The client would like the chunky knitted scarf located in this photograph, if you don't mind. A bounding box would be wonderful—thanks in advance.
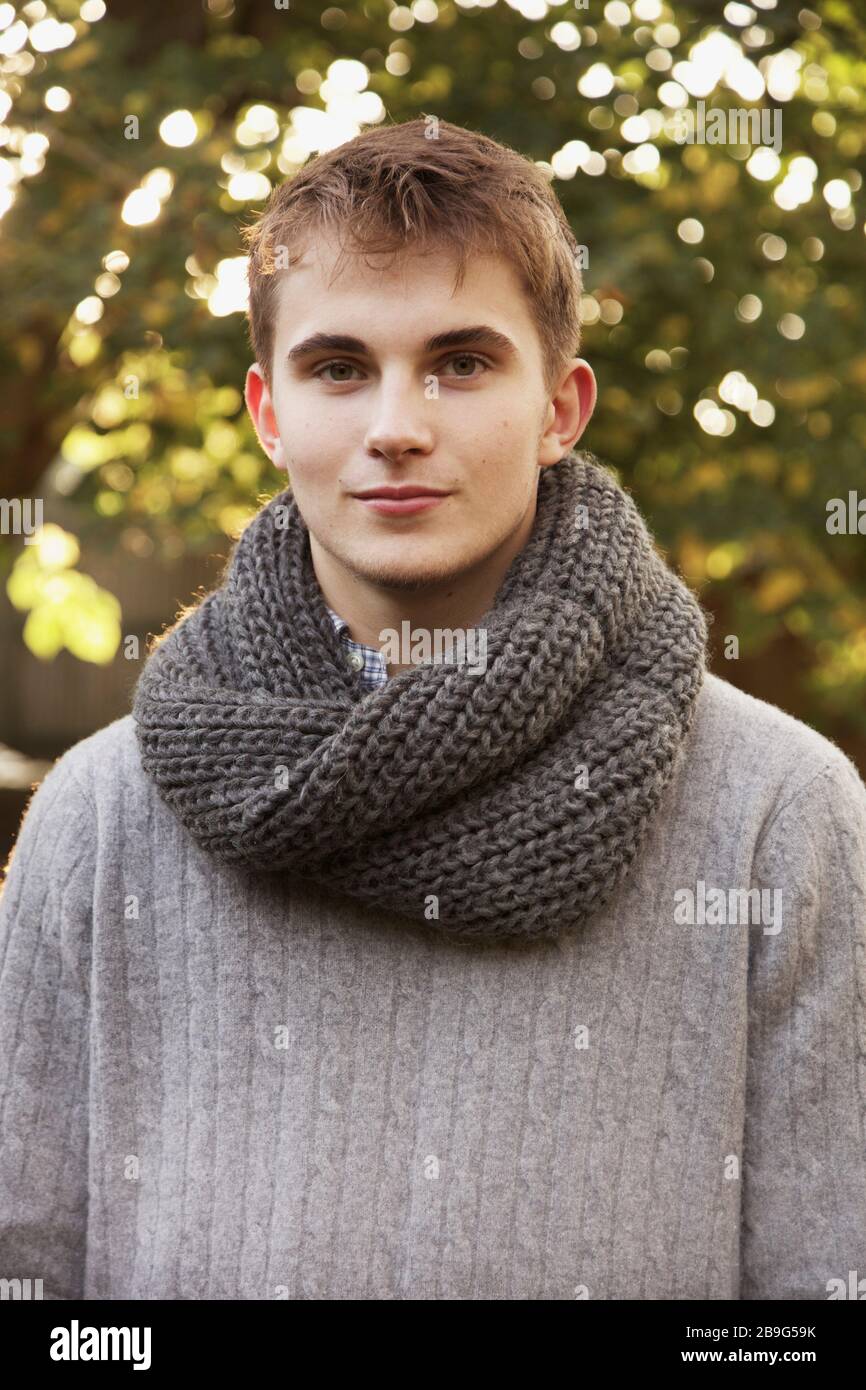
[132,451,707,941]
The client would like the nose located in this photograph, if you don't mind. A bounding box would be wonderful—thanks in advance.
[363,371,435,463]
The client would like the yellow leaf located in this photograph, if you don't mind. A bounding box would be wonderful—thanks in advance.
[23,608,63,660]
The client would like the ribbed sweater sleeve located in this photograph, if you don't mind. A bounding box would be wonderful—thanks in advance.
[741,748,866,1298]
[0,754,95,1301]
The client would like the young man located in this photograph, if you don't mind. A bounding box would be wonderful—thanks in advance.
[1,118,864,1301]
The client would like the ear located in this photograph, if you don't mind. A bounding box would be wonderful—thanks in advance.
[244,362,287,471]
[538,359,598,467]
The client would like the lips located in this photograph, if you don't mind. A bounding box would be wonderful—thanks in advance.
[351,487,450,500]
[355,492,448,516]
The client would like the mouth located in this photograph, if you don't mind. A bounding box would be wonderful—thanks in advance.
[351,485,452,516]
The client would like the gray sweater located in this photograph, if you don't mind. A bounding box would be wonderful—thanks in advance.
[1,671,865,1300]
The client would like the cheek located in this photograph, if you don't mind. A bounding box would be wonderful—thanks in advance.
[278,392,363,449]
[464,406,538,472]
[458,388,537,442]
[272,399,327,464]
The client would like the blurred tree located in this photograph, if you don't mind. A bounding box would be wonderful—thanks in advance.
[0,0,864,759]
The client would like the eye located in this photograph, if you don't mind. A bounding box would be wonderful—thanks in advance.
[311,353,489,383]
[313,360,363,383]
[440,353,489,378]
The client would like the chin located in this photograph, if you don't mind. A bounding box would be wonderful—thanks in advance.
[349,552,468,592]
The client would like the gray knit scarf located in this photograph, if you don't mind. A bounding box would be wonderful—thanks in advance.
[132,451,707,941]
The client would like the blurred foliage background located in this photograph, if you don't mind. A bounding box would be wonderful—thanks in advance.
[1,0,865,773]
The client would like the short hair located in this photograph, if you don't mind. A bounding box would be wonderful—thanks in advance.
[240,116,583,396]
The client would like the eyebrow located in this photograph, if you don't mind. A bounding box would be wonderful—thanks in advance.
[285,324,520,367]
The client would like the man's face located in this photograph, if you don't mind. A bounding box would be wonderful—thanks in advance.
[245,231,594,593]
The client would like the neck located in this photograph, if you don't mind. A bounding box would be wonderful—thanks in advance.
[310,498,538,677]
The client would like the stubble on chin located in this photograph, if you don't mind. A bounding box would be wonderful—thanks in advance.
[335,545,464,594]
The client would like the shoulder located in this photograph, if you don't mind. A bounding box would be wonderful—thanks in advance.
[23,715,152,845]
[41,713,143,807]
[689,671,866,827]
[3,714,172,889]
[1,717,143,897]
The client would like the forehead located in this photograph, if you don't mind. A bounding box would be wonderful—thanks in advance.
[271,231,537,347]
